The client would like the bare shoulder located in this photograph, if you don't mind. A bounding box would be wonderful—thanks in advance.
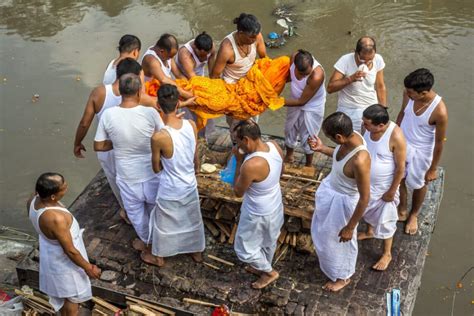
[151,129,169,146]
[390,125,406,144]
[40,209,70,229]
[435,98,448,119]
[354,149,371,167]
[243,155,268,173]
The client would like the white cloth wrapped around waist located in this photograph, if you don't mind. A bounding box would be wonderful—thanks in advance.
[363,191,399,239]
[405,142,433,190]
[285,106,324,154]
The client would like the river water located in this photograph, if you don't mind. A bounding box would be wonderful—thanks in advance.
[0,0,472,314]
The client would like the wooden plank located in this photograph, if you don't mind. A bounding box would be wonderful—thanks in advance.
[183,298,219,307]
[126,297,175,315]
[129,304,163,316]
[203,219,220,237]
[214,221,231,237]
[228,224,238,244]
[208,254,235,266]
[284,206,313,221]
[278,229,287,244]
[92,297,121,313]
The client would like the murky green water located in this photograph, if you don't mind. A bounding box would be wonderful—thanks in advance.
[0,0,472,314]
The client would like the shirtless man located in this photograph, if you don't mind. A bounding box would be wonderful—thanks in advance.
[141,33,193,99]
[284,49,326,166]
[396,68,448,235]
[327,36,387,132]
[233,120,284,289]
[308,112,370,292]
[358,104,406,270]
[28,173,101,315]
[103,34,141,85]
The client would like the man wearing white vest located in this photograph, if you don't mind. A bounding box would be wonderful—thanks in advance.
[103,34,141,85]
[142,84,205,267]
[284,49,326,166]
[327,37,387,132]
[28,173,101,315]
[358,104,406,271]
[233,120,284,289]
[94,74,163,251]
[396,68,448,235]
[308,112,371,292]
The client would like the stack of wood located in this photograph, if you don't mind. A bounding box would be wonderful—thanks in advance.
[126,296,175,315]
[92,296,122,315]
[15,289,55,315]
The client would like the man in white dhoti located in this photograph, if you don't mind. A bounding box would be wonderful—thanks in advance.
[232,120,284,289]
[396,68,448,235]
[94,74,163,250]
[74,58,157,224]
[28,173,101,315]
[103,34,141,85]
[308,112,371,292]
[357,104,406,270]
[284,49,326,166]
[142,84,205,267]
[327,37,387,132]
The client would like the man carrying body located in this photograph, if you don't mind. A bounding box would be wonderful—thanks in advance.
[396,68,448,235]
[327,37,387,132]
[233,120,284,289]
[358,104,406,270]
[210,13,266,140]
[308,112,371,292]
[141,33,193,99]
[142,84,205,267]
[94,74,163,250]
[28,173,101,315]
[103,34,141,85]
[284,49,326,166]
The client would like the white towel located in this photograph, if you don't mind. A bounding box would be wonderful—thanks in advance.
[284,107,324,154]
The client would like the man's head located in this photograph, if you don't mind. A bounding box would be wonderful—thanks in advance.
[158,84,179,114]
[36,172,68,201]
[194,32,213,60]
[362,104,390,133]
[116,57,142,79]
[119,73,141,100]
[233,119,261,153]
[156,33,179,59]
[404,68,434,100]
[118,34,141,59]
[322,112,353,144]
[294,49,314,76]
[355,36,376,65]
[233,13,261,45]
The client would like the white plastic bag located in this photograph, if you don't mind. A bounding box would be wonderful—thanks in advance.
[0,296,23,316]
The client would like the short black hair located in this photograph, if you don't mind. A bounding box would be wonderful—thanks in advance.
[404,68,434,93]
[363,104,390,125]
[156,33,178,52]
[119,73,141,96]
[233,13,261,35]
[158,84,179,113]
[234,119,261,140]
[116,57,142,79]
[118,34,141,53]
[294,49,313,72]
[195,32,213,52]
[36,172,64,199]
[355,36,376,54]
[322,112,353,138]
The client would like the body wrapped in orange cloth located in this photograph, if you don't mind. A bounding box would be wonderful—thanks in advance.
[145,56,290,130]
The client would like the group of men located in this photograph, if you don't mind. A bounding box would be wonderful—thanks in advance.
[28,12,447,315]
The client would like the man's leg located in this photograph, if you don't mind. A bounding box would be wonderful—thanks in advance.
[398,179,408,221]
[251,244,280,289]
[284,146,295,163]
[405,185,428,235]
[304,153,314,167]
[61,299,79,316]
[373,237,393,271]
[357,223,375,240]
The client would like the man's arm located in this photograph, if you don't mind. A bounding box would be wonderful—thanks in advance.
[426,103,448,182]
[307,135,335,157]
[151,132,165,173]
[207,45,217,75]
[145,56,193,99]
[375,70,387,106]
[93,117,113,152]
[327,69,365,94]
[94,140,113,152]
[170,57,186,80]
[395,90,410,126]
[210,41,232,79]
[339,151,371,242]
[177,49,197,79]
[233,157,263,198]
[285,67,324,107]
[73,88,100,158]
[256,33,267,58]
[383,127,406,202]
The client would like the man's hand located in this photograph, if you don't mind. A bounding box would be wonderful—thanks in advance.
[232,146,246,162]
[85,264,101,279]
[179,96,197,108]
[382,190,396,202]
[74,143,86,158]
[425,168,438,183]
[349,70,366,82]
[338,225,354,242]
[307,135,324,152]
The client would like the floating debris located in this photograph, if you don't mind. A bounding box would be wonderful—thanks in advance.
[31,94,40,103]
[266,5,298,49]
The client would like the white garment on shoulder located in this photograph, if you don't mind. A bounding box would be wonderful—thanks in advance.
[289,57,326,112]
[141,46,173,82]
[96,84,122,122]
[241,142,283,216]
[222,32,257,84]
[95,105,163,183]
[103,59,116,85]
[175,40,210,76]
[158,120,197,200]
[334,52,385,110]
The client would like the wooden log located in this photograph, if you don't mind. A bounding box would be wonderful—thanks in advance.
[285,233,291,244]
[286,216,302,232]
[207,254,235,266]
[203,262,220,270]
[291,233,297,247]
[126,296,175,315]
[203,219,220,237]
[183,298,219,307]
[281,174,320,184]
[219,232,227,243]
[278,229,287,244]
[92,297,121,313]
[214,221,231,237]
[129,304,162,316]
[228,224,238,244]
[284,206,313,221]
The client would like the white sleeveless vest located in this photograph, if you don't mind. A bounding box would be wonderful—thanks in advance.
[290,58,326,112]
[103,59,116,85]
[141,46,172,82]
[96,84,122,122]
[222,32,257,84]
[175,40,210,76]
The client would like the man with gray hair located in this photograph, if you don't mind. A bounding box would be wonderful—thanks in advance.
[94,74,163,251]
[327,36,387,132]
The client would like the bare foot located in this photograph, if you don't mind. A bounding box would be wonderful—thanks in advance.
[322,279,351,292]
[284,155,294,164]
[245,265,262,276]
[140,252,165,267]
[189,252,203,263]
[251,270,279,289]
[372,253,392,271]
[132,238,148,251]
[119,208,131,225]
[398,208,408,222]
[405,214,418,235]
[357,231,374,241]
